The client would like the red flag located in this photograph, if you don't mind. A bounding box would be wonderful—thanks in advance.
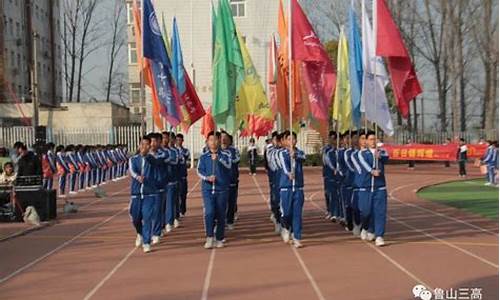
[268,36,278,114]
[291,0,335,122]
[180,68,205,132]
[375,0,422,118]
[201,106,215,138]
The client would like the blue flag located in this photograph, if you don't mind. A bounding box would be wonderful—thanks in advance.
[143,0,180,126]
[171,17,186,95]
[348,6,363,129]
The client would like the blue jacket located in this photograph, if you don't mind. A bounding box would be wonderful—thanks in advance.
[321,145,332,178]
[223,146,240,184]
[356,148,389,189]
[278,147,306,189]
[129,154,160,196]
[177,146,190,179]
[152,147,178,185]
[323,147,337,181]
[197,149,232,191]
[342,148,355,187]
[482,146,497,167]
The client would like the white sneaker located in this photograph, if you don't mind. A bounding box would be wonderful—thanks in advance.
[69,191,77,195]
[274,223,282,234]
[204,237,214,249]
[293,239,303,248]
[484,182,492,186]
[143,244,151,253]
[174,219,180,228]
[180,213,185,218]
[330,216,337,223]
[360,229,368,241]
[215,240,225,248]
[352,225,361,237]
[227,223,235,231]
[367,232,375,241]
[59,194,67,199]
[281,228,290,243]
[151,235,160,245]
[325,213,331,220]
[270,213,276,223]
[165,224,173,233]
[135,234,143,247]
[375,237,385,247]
[234,212,239,221]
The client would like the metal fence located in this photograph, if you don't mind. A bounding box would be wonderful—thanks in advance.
[390,129,499,144]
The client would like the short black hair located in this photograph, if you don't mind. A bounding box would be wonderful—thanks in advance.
[366,130,376,137]
[207,131,215,138]
[328,130,336,137]
[459,138,465,142]
[271,131,278,138]
[176,133,184,139]
[3,161,13,169]
[142,135,151,143]
[13,141,24,149]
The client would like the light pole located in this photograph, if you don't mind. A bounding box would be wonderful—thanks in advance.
[31,31,40,129]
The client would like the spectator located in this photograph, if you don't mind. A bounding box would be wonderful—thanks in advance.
[457,138,467,178]
[247,138,258,175]
[16,144,42,177]
[443,138,451,168]
[406,139,415,170]
[0,162,17,185]
[0,147,10,173]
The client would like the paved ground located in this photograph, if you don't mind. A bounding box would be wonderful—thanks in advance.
[0,164,497,300]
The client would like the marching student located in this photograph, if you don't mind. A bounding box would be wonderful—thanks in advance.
[176,133,190,217]
[76,145,87,190]
[168,132,183,226]
[129,135,160,253]
[87,146,99,188]
[197,131,232,249]
[457,138,468,178]
[340,132,355,231]
[221,131,240,230]
[323,134,339,222]
[149,133,166,245]
[481,140,497,186]
[278,131,306,248]
[356,131,389,247]
[55,145,70,198]
[161,131,179,232]
[248,138,258,176]
[348,131,363,236]
[267,132,283,234]
[321,131,334,219]
[42,143,57,190]
[65,145,79,194]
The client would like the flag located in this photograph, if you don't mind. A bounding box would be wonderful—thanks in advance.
[276,0,290,124]
[211,0,244,133]
[201,106,215,138]
[375,0,422,118]
[347,5,363,128]
[143,0,181,127]
[291,0,335,123]
[211,1,216,59]
[235,31,274,137]
[181,68,206,131]
[332,29,352,133]
[171,17,186,95]
[161,13,173,59]
[361,0,394,135]
[267,35,278,115]
[132,0,163,130]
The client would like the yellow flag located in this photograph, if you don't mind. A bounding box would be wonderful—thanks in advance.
[235,31,273,129]
[332,29,352,133]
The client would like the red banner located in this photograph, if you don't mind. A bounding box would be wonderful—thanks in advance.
[383,143,488,161]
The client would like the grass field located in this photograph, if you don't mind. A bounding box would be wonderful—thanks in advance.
[418,179,499,220]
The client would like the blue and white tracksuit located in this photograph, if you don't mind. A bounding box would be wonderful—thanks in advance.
[43,150,57,190]
[177,146,190,215]
[356,148,389,237]
[340,147,355,229]
[277,148,306,240]
[129,154,160,246]
[56,151,70,196]
[67,151,79,193]
[482,146,497,184]
[76,151,86,190]
[324,147,341,218]
[350,149,363,228]
[267,145,282,224]
[321,145,332,212]
[224,146,240,225]
[197,149,232,241]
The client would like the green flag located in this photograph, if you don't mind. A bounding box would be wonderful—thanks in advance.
[161,13,172,58]
[212,0,244,133]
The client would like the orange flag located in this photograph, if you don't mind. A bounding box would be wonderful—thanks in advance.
[132,0,163,130]
[276,0,290,124]
[201,106,215,138]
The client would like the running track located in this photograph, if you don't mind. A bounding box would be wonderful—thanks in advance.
[0,164,497,299]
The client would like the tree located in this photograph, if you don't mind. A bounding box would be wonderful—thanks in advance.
[104,0,126,103]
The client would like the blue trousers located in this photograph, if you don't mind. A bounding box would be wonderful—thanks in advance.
[129,194,158,245]
[342,185,353,228]
[79,172,86,190]
[487,165,496,184]
[178,178,188,215]
[69,172,77,192]
[165,184,178,226]
[59,174,66,195]
[358,189,387,237]
[202,189,228,241]
[280,188,304,240]
[323,177,329,212]
[152,191,165,236]
[226,184,238,225]
[351,189,361,226]
[326,180,341,218]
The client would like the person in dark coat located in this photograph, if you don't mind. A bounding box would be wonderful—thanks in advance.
[16,144,42,177]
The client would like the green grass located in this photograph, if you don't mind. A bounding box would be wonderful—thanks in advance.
[418,179,499,220]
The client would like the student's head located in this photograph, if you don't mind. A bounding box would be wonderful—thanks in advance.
[139,136,151,155]
[169,132,176,146]
[282,130,296,147]
[459,138,466,146]
[350,131,358,147]
[358,130,368,148]
[176,133,184,147]
[147,133,160,151]
[19,143,28,155]
[3,162,14,175]
[249,138,255,145]
[206,131,219,151]
[328,131,336,145]
[342,132,349,146]
[366,131,377,148]
[160,131,169,147]
[221,131,231,148]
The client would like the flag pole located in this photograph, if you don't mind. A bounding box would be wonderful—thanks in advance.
[288,0,295,191]
[372,0,379,192]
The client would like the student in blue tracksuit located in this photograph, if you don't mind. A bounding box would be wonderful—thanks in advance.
[321,131,334,219]
[481,141,497,186]
[221,131,240,230]
[324,142,338,222]
[148,133,167,245]
[278,131,306,248]
[65,145,79,194]
[348,131,363,236]
[168,132,183,223]
[267,132,283,234]
[356,131,389,247]
[85,146,97,189]
[129,135,161,253]
[176,134,190,217]
[56,145,70,198]
[76,145,86,190]
[44,143,57,190]
[340,132,355,231]
[197,131,232,249]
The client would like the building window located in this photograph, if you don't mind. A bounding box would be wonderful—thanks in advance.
[133,107,140,114]
[17,53,20,68]
[10,51,14,67]
[127,2,133,25]
[128,42,137,64]
[230,0,245,17]
[16,22,20,36]
[9,18,13,36]
[129,83,141,103]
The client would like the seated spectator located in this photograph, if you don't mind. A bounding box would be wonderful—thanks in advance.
[0,162,17,185]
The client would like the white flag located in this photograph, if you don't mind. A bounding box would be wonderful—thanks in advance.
[360,0,394,136]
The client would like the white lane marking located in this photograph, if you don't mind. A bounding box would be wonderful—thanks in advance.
[83,179,202,299]
[252,176,326,300]
[201,248,216,300]
[390,182,498,236]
